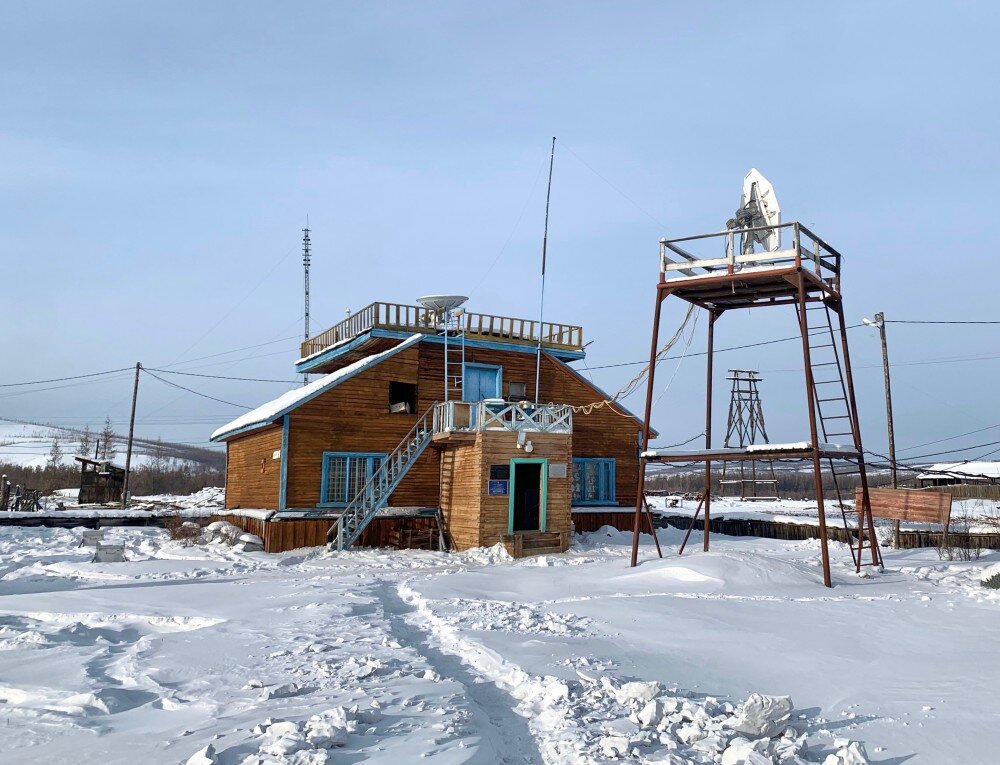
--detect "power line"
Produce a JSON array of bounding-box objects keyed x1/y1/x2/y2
[
  {"x1": 141, "y1": 369, "x2": 252, "y2": 410},
  {"x1": 156, "y1": 335, "x2": 300, "y2": 368},
  {"x1": 870, "y1": 438, "x2": 1000, "y2": 463},
  {"x1": 886, "y1": 319, "x2": 1000, "y2": 325},
  {"x1": 896, "y1": 421, "x2": 1000, "y2": 453},
  {"x1": 0, "y1": 367, "x2": 133, "y2": 388},
  {"x1": 586, "y1": 324, "x2": 866, "y2": 371},
  {"x1": 144, "y1": 368, "x2": 299, "y2": 384}
]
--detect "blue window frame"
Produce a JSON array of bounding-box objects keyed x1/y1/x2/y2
[
  {"x1": 462, "y1": 363, "x2": 502, "y2": 402},
  {"x1": 572, "y1": 458, "x2": 616, "y2": 505},
  {"x1": 320, "y1": 452, "x2": 386, "y2": 507}
]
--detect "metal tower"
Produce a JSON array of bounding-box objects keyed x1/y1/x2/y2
[{"x1": 719, "y1": 370, "x2": 778, "y2": 500}]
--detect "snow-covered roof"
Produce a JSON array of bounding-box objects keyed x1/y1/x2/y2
[
  {"x1": 211, "y1": 334, "x2": 423, "y2": 442},
  {"x1": 916, "y1": 461, "x2": 1000, "y2": 481}
]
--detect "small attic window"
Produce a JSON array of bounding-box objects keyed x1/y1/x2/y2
[
  {"x1": 389, "y1": 382, "x2": 417, "y2": 414},
  {"x1": 508, "y1": 381, "x2": 528, "y2": 401}
]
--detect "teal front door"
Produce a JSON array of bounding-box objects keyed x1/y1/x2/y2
[{"x1": 462, "y1": 363, "x2": 501, "y2": 402}]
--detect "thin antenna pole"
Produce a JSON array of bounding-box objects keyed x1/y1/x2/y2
[
  {"x1": 535, "y1": 136, "x2": 556, "y2": 403},
  {"x1": 302, "y1": 218, "x2": 311, "y2": 386}
]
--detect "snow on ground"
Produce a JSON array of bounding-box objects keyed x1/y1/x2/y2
[{"x1": 1, "y1": 517, "x2": 999, "y2": 763}]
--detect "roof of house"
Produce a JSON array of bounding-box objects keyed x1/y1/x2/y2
[
  {"x1": 211, "y1": 333, "x2": 651, "y2": 442},
  {"x1": 210, "y1": 334, "x2": 423, "y2": 442},
  {"x1": 545, "y1": 351, "x2": 654, "y2": 436},
  {"x1": 916, "y1": 461, "x2": 1000, "y2": 481}
]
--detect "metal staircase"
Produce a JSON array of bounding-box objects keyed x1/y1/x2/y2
[
  {"x1": 329, "y1": 406, "x2": 435, "y2": 550},
  {"x1": 801, "y1": 300, "x2": 882, "y2": 569}
]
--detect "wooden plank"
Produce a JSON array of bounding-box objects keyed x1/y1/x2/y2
[{"x1": 856, "y1": 488, "x2": 952, "y2": 524}]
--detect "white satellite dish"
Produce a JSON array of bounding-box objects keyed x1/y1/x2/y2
[
  {"x1": 417, "y1": 295, "x2": 468, "y2": 312},
  {"x1": 727, "y1": 168, "x2": 781, "y2": 253}
]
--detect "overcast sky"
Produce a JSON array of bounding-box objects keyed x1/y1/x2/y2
[{"x1": 1, "y1": 1, "x2": 998, "y2": 463}]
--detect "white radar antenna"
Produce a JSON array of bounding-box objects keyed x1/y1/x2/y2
[{"x1": 726, "y1": 168, "x2": 781, "y2": 255}]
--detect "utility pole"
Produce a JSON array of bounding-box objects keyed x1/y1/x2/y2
[
  {"x1": 121, "y1": 362, "x2": 141, "y2": 509},
  {"x1": 866, "y1": 312, "x2": 898, "y2": 546}
]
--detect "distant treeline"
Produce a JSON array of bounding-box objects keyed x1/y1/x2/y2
[
  {"x1": 646, "y1": 468, "x2": 878, "y2": 500},
  {"x1": 0, "y1": 461, "x2": 224, "y2": 498}
]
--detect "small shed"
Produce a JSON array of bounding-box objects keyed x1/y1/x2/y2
[{"x1": 75, "y1": 456, "x2": 126, "y2": 504}]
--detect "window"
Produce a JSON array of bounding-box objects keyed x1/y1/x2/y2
[
  {"x1": 321, "y1": 452, "x2": 386, "y2": 506},
  {"x1": 389, "y1": 381, "x2": 417, "y2": 414},
  {"x1": 572, "y1": 458, "x2": 616, "y2": 505},
  {"x1": 508, "y1": 381, "x2": 528, "y2": 400}
]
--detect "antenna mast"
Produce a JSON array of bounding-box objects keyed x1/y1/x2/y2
[
  {"x1": 302, "y1": 219, "x2": 311, "y2": 385},
  {"x1": 534, "y1": 136, "x2": 556, "y2": 403}
]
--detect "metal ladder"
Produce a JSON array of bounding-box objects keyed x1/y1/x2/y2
[
  {"x1": 329, "y1": 406, "x2": 435, "y2": 550},
  {"x1": 441, "y1": 312, "x2": 466, "y2": 401},
  {"x1": 801, "y1": 300, "x2": 881, "y2": 569}
]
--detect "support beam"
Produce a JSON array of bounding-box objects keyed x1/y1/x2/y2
[
  {"x1": 631, "y1": 285, "x2": 665, "y2": 567},
  {"x1": 703, "y1": 311, "x2": 716, "y2": 552}
]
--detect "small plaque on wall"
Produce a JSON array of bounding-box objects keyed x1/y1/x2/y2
[
  {"x1": 549, "y1": 462, "x2": 568, "y2": 479},
  {"x1": 489, "y1": 464, "x2": 510, "y2": 480},
  {"x1": 488, "y1": 479, "x2": 509, "y2": 495}
]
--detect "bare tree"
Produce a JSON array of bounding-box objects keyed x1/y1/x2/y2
[
  {"x1": 78, "y1": 425, "x2": 93, "y2": 458},
  {"x1": 47, "y1": 437, "x2": 64, "y2": 469}
]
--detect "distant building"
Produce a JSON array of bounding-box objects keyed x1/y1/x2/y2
[
  {"x1": 75, "y1": 456, "x2": 125, "y2": 504},
  {"x1": 917, "y1": 461, "x2": 1000, "y2": 487}
]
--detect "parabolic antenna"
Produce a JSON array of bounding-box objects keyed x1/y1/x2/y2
[
  {"x1": 727, "y1": 168, "x2": 781, "y2": 253},
  {"x1": 417, "y1": 295, "x2": 469, "y2": 312}
]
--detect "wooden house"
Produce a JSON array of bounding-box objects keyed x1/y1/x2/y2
[{"x1": 210, "y1": 301, "x2": 648, "y2": 555}]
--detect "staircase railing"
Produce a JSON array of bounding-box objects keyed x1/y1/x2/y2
[{"x1": 329, "y1": 405, "x2": 435, "y2": 550}]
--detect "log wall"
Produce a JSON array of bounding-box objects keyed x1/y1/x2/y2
[
  {"x1": 224, "y1": 427, "x2": 282, "y2": 509},
  {"x1": 221, "y1": 340, "x2": 643, "y2": 514}
]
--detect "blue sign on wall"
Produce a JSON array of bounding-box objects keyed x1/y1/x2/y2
[{"x1": 488, "y1": 479, "x2": 509, "y2": 496}]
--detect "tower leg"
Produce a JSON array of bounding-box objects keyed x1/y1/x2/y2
[
  {"x1": 703, "y1": 311, "x2": 716, "y2": 552},
  {"x1": 796, "y1": 273, "x2": 833, "y2": 587},
  {"x1": 631, "y1": 286, "x2": 665, "y2": 567}
]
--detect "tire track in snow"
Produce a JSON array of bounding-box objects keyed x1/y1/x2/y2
[{"x1": 376, "y1": 579, "x2": 543, "y2": 764}]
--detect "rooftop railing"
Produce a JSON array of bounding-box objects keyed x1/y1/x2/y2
[{"x1": 300, "y1": 301, "x2": 584, "y2": 360}]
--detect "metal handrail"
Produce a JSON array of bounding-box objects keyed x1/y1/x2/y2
[
  {"x1": 301, "y1": 301, "x2": 584, "y2": 360},
  {"x1": 432, "y1": 400, "x2": 573, "y2": 434},
  {"x1": 331, "y1": 404, "x2": 435, "y2": 550},
  {"x1": 659, "y1": 221, "x2": 841, "y2": 287}
]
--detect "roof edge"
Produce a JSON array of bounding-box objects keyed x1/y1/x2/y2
[{"x1": 211, "y1": 334, "x2": 422, "y2": 442}]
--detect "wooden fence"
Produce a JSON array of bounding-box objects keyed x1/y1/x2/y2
[{"x1": 573, "y1": 510, "x2": 1000, "y2": 550}]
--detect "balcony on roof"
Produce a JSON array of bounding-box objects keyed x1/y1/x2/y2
[{"x1": 297, "y1": 300, "x2": 586, "y2": 374}]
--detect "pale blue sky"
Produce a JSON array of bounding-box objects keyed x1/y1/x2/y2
[{"x1": 1, "y1": 1, "x2": 998, "y2": 462}]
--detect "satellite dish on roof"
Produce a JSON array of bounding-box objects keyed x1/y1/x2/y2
[
  {"x1": 727, "y1": 168, "x2": 781, "y2": 254},
  {"x1": 417, "y1": 295, "x2": 468, "y2": 312}
]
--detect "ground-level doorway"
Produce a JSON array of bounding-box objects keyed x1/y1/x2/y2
[{"x1": 509, "y1": 458, "x2": 547, "y2": 532}]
